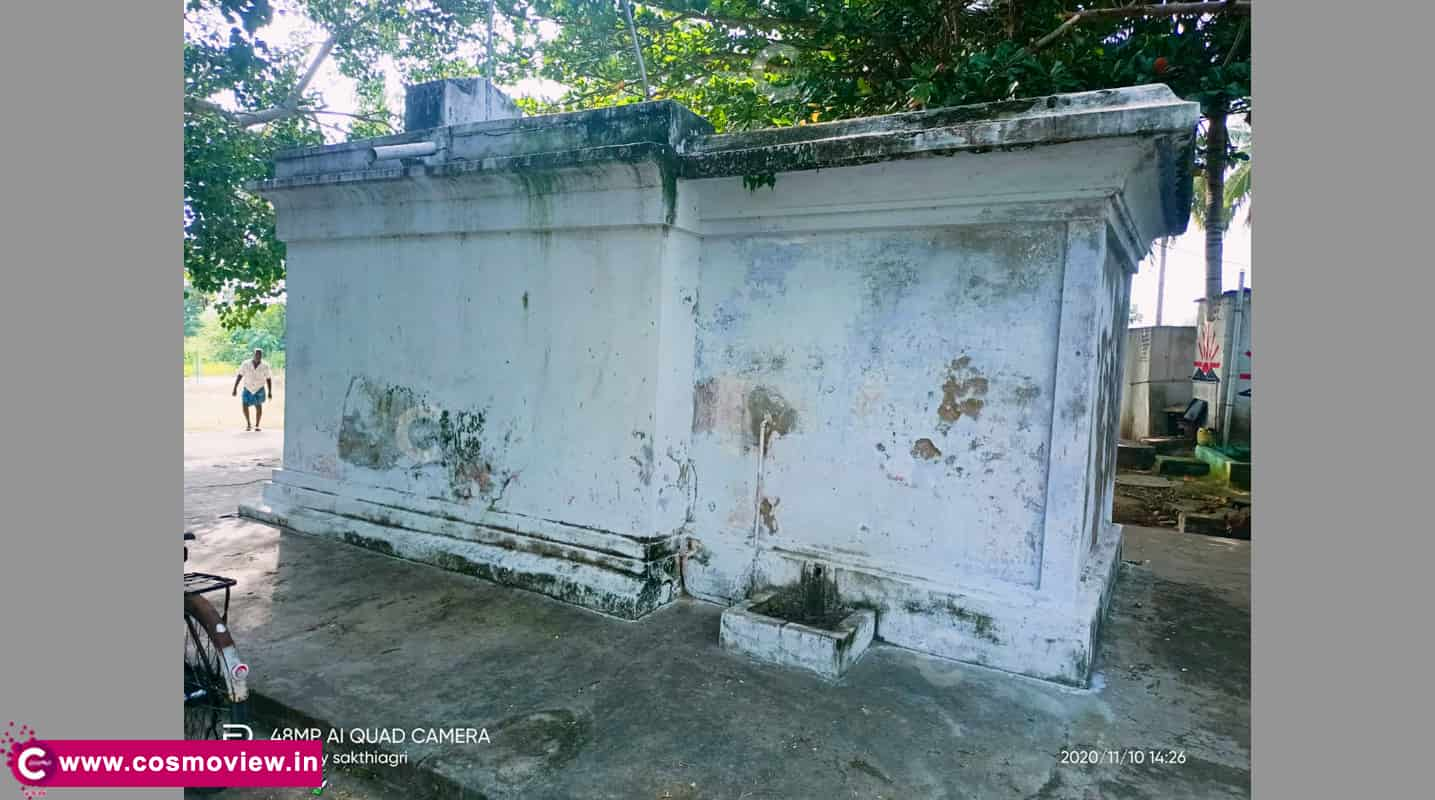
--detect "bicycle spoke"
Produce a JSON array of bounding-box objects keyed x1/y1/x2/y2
[{"x1": 183, "y1": 611, "x2": 233, "y2": 741}]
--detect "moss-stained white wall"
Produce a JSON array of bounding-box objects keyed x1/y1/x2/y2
[
  {"x1": 253, "y1": 86, "x2": 1195, "y2": 683},
  {"x1": 283, "y1": 229, "x2": 666, "y2": 535},
  {"x1": 685, "y1": 224, "x2": 1065, "y2": 596}
]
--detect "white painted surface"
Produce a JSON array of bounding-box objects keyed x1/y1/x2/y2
[
  {"x1": 1193, "y1": 291, "x2": 1253, "y2": 443},
  {"x1": 255, "y1": 85, "x2": 1197, "y2": 682},
  {"x1": 689, "y1": 224, "x2": 1063, "y2": 590},
  {"x1": 1119, "y1": 326, "x2": 1197, "y2": 440},
  {"x1": 719, "y1": 594, "x2": 876, "y2": 680}
]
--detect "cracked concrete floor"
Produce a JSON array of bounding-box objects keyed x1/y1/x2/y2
[{"x1": 184, "y1": 431, "x2": 1249, "y2": 799}]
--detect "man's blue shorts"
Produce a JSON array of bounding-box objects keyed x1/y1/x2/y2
[{"x1": 242, "y1": 387, "x2": 266, "y2": 408}]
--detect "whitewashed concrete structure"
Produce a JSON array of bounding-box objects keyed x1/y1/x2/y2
[
  {"x1": 1119, "y1": 325, "x2": 1197, "y2": 440},
  {"x1": 246, "y1": 82, "x2": 1198, "y2": 685},
  {"x1": 1193, "y1": 289, "x2": 1253, "y2": 444},
  {"x1": 721, "y1": 593, "x2": 877, "y2": 680},
  {"x1": 404, "y1": 77, "x2": 522, "y2": 131}
]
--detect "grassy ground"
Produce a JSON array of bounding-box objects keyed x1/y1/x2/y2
[
  {"x1": 1113, "y1": 468, "x2": 1249, "y2": 535},
  {"x1": 184, "y1": 374, "x2": 286, "y2": 432},
  {"x1": 183, "y1": 358, "x2": 246, "y2": 378},
  {"x1": 185, "y1": 355, "x2": 286, "y2": 378}
]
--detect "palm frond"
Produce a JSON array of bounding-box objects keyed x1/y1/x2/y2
[
  {"x1": 1225, "y1": 160, "x2": 1251, "y2": 228},
  {"x1": 1190, "y1": 161, "x2": 1252, "y2": 231}
]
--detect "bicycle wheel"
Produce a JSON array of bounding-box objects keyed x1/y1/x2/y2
[
  {"x1": 184, "y1": 594, "x2": 250, "y2": 796},
  {"x1": 184, "y1": 594, "x2": 249, "y2": 739}
]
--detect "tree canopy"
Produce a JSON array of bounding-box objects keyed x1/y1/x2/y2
[
  {"x1": 515, "y1": 1, "x2": 1248, "y2": 127},
  {"x1": 184, "y1": 1, "x2": 1251, "y2": 326}
]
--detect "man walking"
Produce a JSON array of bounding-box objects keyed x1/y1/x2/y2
[{"x1": 232, "y1": 348, "x2": 275, "y2": 432}]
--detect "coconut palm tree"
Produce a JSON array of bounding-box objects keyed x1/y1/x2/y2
[{"x1": 1193, "y1": 122, "x2": 1252, "y2": 231}]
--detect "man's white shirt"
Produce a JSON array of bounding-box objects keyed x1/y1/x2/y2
[{"x1": 238, "y1": 360, "x2": 272, "y2": 393}]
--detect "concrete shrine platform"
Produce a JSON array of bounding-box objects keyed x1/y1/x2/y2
[
  {"x1": 188, "y1": 428, "x2": 1247, "y2": 799},
  {"x1": 250, "y1": 83, "x2": 1201, "y2": 686},
  {"x1": 187, "y1": 513, "x2": 1249, "y2": 799}
]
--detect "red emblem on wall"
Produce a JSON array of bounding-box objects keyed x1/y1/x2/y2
[{"x1": 1193, "y1": 320, "x2": 1221, "y2": 382}]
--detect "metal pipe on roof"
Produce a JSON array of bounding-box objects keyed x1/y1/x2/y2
[{"x1": 370, "y1": 142, "x2": 438, "y2": 162}]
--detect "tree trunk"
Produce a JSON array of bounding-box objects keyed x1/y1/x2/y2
[{"x1": 1203, "y1": 103, "x2": 1228, "y2": 320}]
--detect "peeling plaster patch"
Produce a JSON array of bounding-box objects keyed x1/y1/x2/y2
[
  {"x1": 936, "y1": 356, "x2": 989, "y2": 432},
  {"x1": 746, "y1": 385, "x2": 797, "y2": 451},
  {"x1": 336, "y1": 377, "x2": 492, "y2": 502},
  {"x1": 337, "y1": 378, "x2": 419, "y2": 470},
  {"x1": 911, "y1": 438, "x2": 942, "y2": 460},
  {"x1": 695, "y1": 376, "x2": 795, "y2": 455},
  {"x1": 685, "y1": 537, "x2": 712, "y2": 566},
  {"x1": 691, "y1": 378, "x2": 720, "y2": 433},
  {"x1": 758, "y1": 496, "x2": 780, "y2": 534}
]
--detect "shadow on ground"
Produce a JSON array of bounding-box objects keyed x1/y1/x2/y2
[
  {"x1": 184, "y1": 433, "x2": 1249, "y2": 799},
  {"x1": 185, "y1": 520, "x2": 1249, "y2": 800}
]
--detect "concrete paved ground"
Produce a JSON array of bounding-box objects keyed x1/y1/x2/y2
[
  {"x1": 185, "y1": 430, "x2": 284, "y2": 533},
  {"x1": 185, "y1": 432, "x2": 1249, "y2": 799},
  {"x1": 185, "y1": 375, "x2": 286, "y2": 432}
]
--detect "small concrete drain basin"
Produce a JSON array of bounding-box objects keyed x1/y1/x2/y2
[{"x1": 719, "y1": 592, "x2": 876, "y2": 679}]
